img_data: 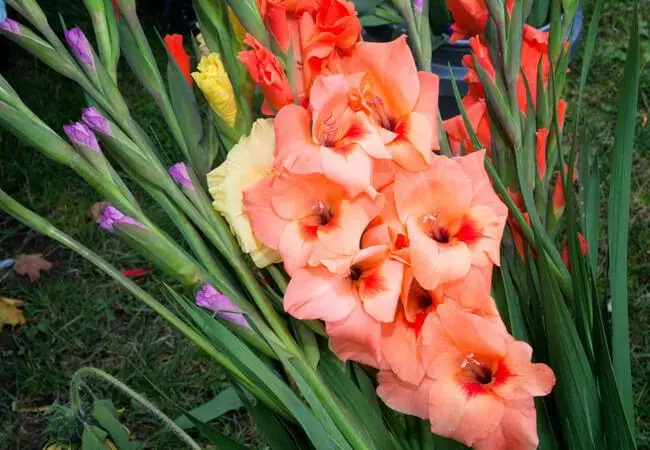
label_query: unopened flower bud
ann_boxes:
[82,107,112,136]
[99,205,145,232]
[64,122,101,153]
[168,162,194,191]
[64,27,95,68]
[0,18,20,34]
[196,284,249,328]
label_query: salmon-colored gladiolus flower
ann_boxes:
[394,151,507,290]
[257,0,291,50]
[421,303,555,448]
[238,34,294,115]
[301,0,361,87]
[273,74,389,196]
[561,232,588,269]
[243,172,381,274]
[344,36,440,171]
[446,0,515,42]
[164,34,192,85]
[443,93,491,155]
[284,244,405,323]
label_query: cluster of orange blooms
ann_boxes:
[238,0,556,448]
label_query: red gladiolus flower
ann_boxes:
[164,34,192,86]
[561,233,588,269]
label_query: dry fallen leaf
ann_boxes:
[90,201,111,223]
[13,253,54,282]
[0,297,27,327]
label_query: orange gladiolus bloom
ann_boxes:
[394,151,507,290]
[273,74,389,196]
[238,34,294,114]
[301,0,361,86]
[447,0,515,42]
[164,34,192,85]
[243,172,381,274]
[443,93,491,155]
[421,304,555,448]
[342,36,440,171]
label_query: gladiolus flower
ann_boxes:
[82,107,112,136]
[192,53,237,126]
[394,151,507,290]
[446,0,515,42]
[208,119,281,269]
[536,128,549,179]
[63,122,100,153]
[196,284,249,328]
[301,0,361,86]
[164,34,192,86]
[257,0,291,50]
[284,244,405,323]
[273,75,389,196]
[98,205,145,232]
[345,36,440,171]
[239,34,294,115]
[0,18,20,34]
[244,171,381,274]
[552,164,577,218]
[420,304,555,448]
[443,93,491,155]
[168,162,194,191]
[64,27,95,68]
[561,233,588,269]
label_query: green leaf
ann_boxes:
[174,387,243,430]
[527,0,550,28]
[607,2,641,431]
[185,412,247,449]
[294,320,320,370]
[91,400,132,449]
[360,15,394,27]
[81,425,108,450]
[351,0,383,16]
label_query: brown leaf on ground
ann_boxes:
[13,253,54,282]
[0,297,27,327]
[90,201,111,223]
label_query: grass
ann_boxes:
[0,0,648,448]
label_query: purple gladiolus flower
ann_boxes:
[82,107,112,135]
[413,0,423,13]
[63,122,101,152]
[0,18,20,34]
[99,205,145,232]
[196,284,249,328]
[168,162,194,191]
[64,27,95,68]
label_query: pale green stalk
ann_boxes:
[70,367,202,450]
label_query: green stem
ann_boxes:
[70,367,201,450]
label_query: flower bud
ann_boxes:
[63,122,100,153]
[164,34,192,86]
[64,27,96,68]
[192,53,237,126]
[99,205,145,232]
[81,107,112,135]
[0,18,19,34]
[196,284,249,328]
[168,162,194,191]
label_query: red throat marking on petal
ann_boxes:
[455,216,484,243]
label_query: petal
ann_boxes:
[360,258,404,322]
[377,370,433,418]
[436,303,509,359]
[381,314,426,385]
[492,340,556,400]
[321,144,373,196]
[387,112,433,171]
[413,72,440,150]
[474,403,539,450]
[394,155,472,223]
[284,266,356,321]
[242,175,288,249]
[326,302,382,367]
[349,35,420,117]
[466,205,505,267]
[309,73,350,114]
[455,150,508,219]
[318,198,374,257]
[428,377,504,446]
[271,173,343,220]
[278,220,317,275]
[407,217,473,290]
[274,105,322,174]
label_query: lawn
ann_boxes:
[0,0,648,448]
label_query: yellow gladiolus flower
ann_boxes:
[207,119,281,268]
[192,53,237,127]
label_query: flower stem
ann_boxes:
[70,367,201,450]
